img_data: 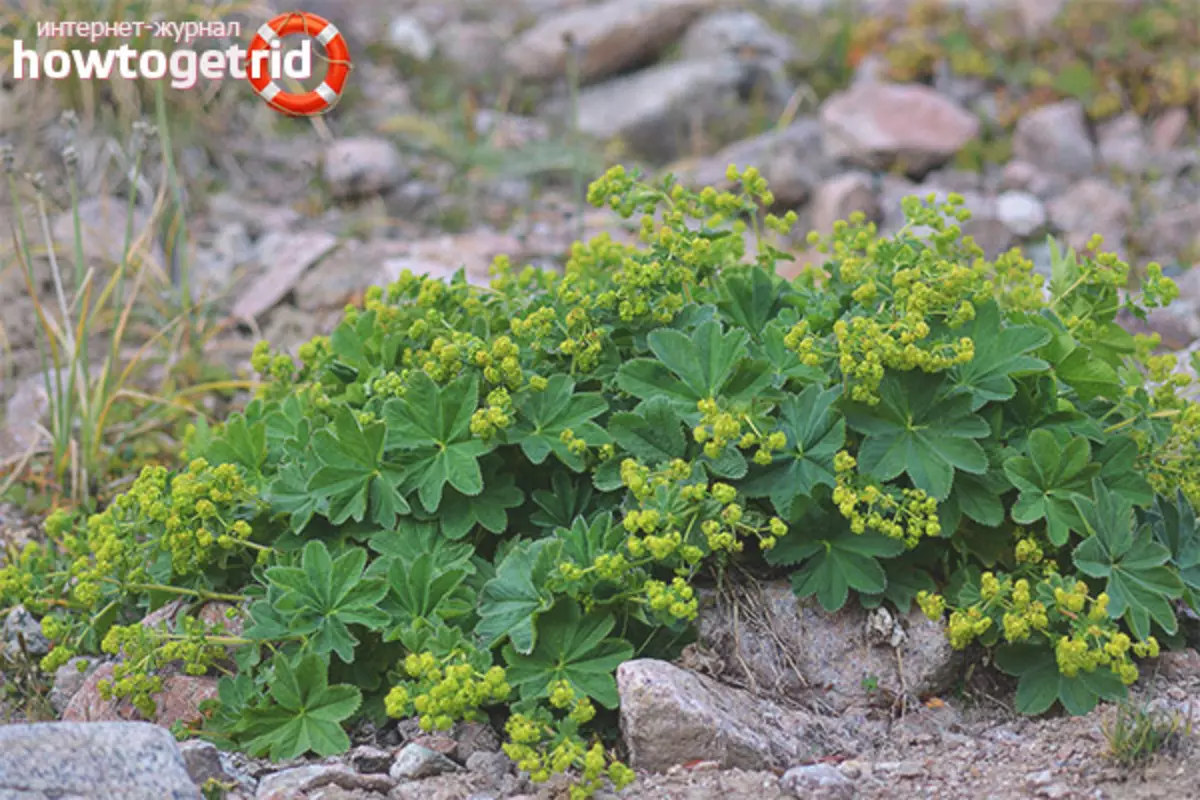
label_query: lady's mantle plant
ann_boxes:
[5,164,1200,792]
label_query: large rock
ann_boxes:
[1012,101,1097,178]
[669,118,827,209]
[51,195,165,270]
[617,659,861,773]
[505,0,712,84]
[0,722,199,799]
[255,763,394,800]
[1046,178,1132,253]
[571,57,786,163]
[1096,113,1148,174]
[820,82,980,177]
[695,581,960,713]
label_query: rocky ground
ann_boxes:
[3,0,1200,797]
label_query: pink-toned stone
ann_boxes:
[61,662,218,729]
[1152,108,1189,153]
[820,82,980,177]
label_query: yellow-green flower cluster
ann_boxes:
[384,651,510,732]
[503,686,636,799]
[470,388,514,439]
[831,452,939,544]
[643,577,698,621]
[919,567,1160,686]
[96,617,230,717]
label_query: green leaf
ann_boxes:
[267,462,321,533]
[441,465,525,539]
[715,267,788,337]
[1072,480,1184,639]
[510,375,610,471]
[308,407,410,528]
[1095,437,1153,508]
[949,300,1050,410]
[502,599,633,709]
[383,553,467,639]
[616,319,772,412]
[476,538,560,654]
[241,652,361,760]
[995,643,1126,716]
[1004,430,1098,546]
[531,472,595,531]
[845,372,989,501]
[740,384,844,517]
[607,397,686,466]
[1056,347,1121,402]
[779,514,907,612]
[207,414,267,476]
[262,541,390,663]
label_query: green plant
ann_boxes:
[5,166,1200,796]
[1102,695,1193,766]
[0,109,249,506]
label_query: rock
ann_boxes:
[1000,160,1068,200]
[179,739,232,788]
[379,230,525,287]
[465,751,514,784]
[1046,178,1132,253]
[820,82,979,178]
[50,195,164,269]
[387,16,435,62]
[387,773,499,800]
[206,192,301,238]
[1096,113,1148,174]
[1014,0,1066,37]
[4,603,49,657]
[1138,203,1200,260]
[435,22,507,81]
[571,57,784,163]
[779,763,857,799]
[454,721,502,762]
[349,744,395,774]
[322,137,407,201]
[256,764,394,800]
[49,657,100,715]
[809,172,881,235]
[695,581,960,713]
[505,0,712,84]
[670,118,825,209]
[1012,101,1097,178]
[996,190,1047,238]
[1152,108,1189,153]
[389,743,461,781]
[0,721,199,799]
[617,659,859,773]
[679,10,797,67]
[61,661,218,728]
[231,231,340,321]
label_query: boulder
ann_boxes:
[0,722,199,799]
[1012,101,1097,178]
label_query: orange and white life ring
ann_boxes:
[246,12,352,117]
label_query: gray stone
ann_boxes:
[820,82,979,177]
[996,190,1047,238]
[679,10,797,66]
[349,744,395,774]
[617,659,861,773]
[256,764,394,800]
[1097,113,1148,174]
[505,0,713,84]
[1012,101,1097,179]
[389,743,461,781]
[570,57,786,163]
[695,581,960,713]
[0,722,199,799]
[464,751,513,784]
[178,739,232,788]
[4,603,49,657]
[435,22,507,82]
[780,763,857,799]
[322,137,408,201]
[1047,178,1132,253]
[387,16,435,62]
[48,657,100,715]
